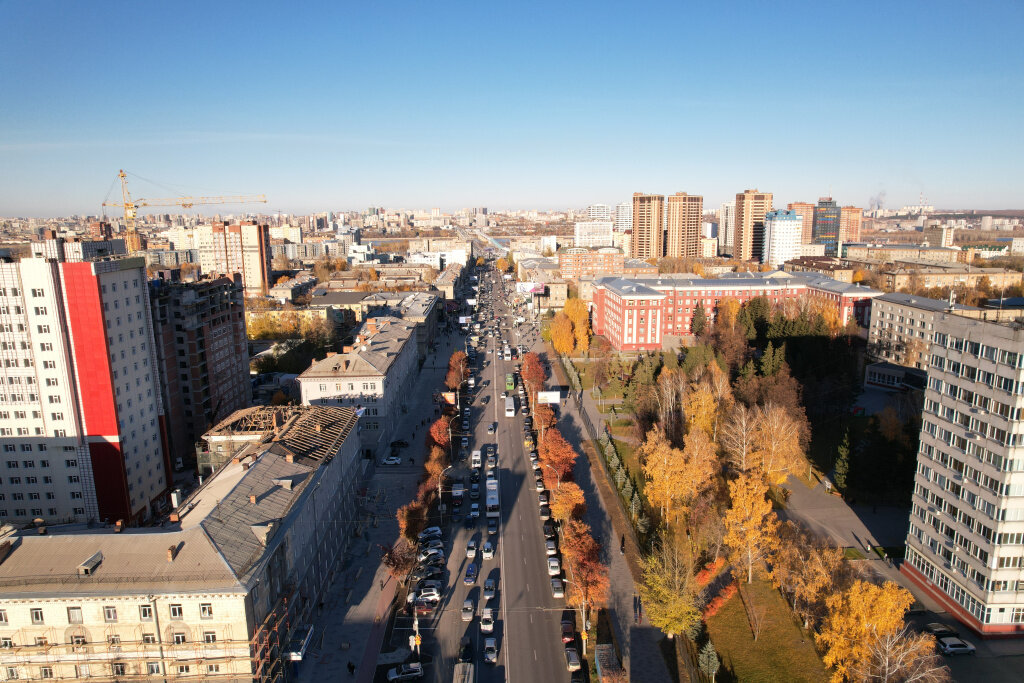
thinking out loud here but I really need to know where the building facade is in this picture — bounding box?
[183,222,272,297]
[558,247,625,280]
[149,276,252,472]
[665,193,703,259]
[629,193,665,261]
[734,190,773,262]
[718,201,736,255]
[787,201,816,244]
[839,206,863,244]
[613,201,632,234]
[0,250,169,526]
[763,210,803,267]
[812,197,842,256]
[902,315,1024,635]
[573,221,614,249]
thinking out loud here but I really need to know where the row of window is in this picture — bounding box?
[0,602,215,625]
[3,459,77,469]
[0,507,80,517]
[1,662,222,678]
[933,333,1024,368]
[2,629,218,647]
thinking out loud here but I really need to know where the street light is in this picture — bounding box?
[541,462,561,490]
[438,465,453,526]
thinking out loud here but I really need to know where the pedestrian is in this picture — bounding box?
[380,579,384,590]
[347,661,356,676]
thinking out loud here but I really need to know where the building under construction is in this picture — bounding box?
[0,405,360,682]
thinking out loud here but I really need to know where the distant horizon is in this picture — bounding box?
[2,2,1021,216]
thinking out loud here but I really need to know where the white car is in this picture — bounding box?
[417,548,444,563]
[486,469,496,481]
[480,607,495,633]
[551,578,565,598]
[545,539,557,556]
[547,557,561,576]
[466,539,478,559]
[417,586,441,602]
[382,455,402,465]
[482,542,494,560]
[461,598,474,622]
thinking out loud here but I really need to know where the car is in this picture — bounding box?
[539,505,551,520]
[500,391,507,400]
[458,636,473,663]
[487,423,496,434]
[545,539,557,556]
[535,479,545,492]
[386,662,423,681]
[483,637,498,664]
[461,420,470,431]
[410,579,443,598]
[382,455,402,466]
[923,623,959,639]
[529,450,538,462]
[486,469,496,481]
[417,548,443,563]
[482,541,494,559]
[411,599,436,616]
[551,578,565,598]
[464,563,478,585]
[486,453,497,468]
[470,469,481,483]
[467,539,478,559]
[483,578,497,600]
[538,491,550,506]
[564,647,581,671]
[409,566,443,582]
[421,539,444,551]
[936,636,975,656]
[470,483,480,499]
[461,436,470,448]
[547,557,561,576]
[524,417,533,427]
[561,620,575,643]
[417,586,441,602]
[469,503,480,518]
[461,598,475,622]
[482,395,490,405]
[418,526,442,541]
[487,517,499,535]
[480,607,495,633]
[463,514,476,529]
[390,440,410,449]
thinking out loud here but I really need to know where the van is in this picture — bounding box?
[468,376,476,389]
[471,450,482,469]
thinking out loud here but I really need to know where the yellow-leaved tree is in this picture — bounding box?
[817,580,915,683]
[551,312,575,355]
[683,381,717,438]
[564,297,591,352]
[549,481,586,522]
[723,472,778,583]
[641,426,717,528]
[640,535,703,639]
[752,403,806,484]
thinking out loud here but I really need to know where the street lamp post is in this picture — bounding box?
[541,463,561,490]
[438,465,453,526]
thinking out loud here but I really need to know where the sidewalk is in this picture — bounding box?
[540,346,672,683]
[296,326,463,683]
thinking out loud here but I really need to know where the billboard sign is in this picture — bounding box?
[518,282,545,294]
[458,316,471,324]
[466,298,478,306]
[441,392,457,405]
[537,390,561,404]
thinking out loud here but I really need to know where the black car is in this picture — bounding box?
[543,521,556,539]
[390,440,410,449]
[470,469,481,483]
[458,636,473,663]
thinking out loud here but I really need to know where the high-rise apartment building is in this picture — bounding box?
[630,193,665,261]
[840,205,863,244]
[665,193,703,259]
[149,274,252,473]
[787,201,816,243]
[763,210,803,267]
[718,201,736,255]
[614,201,633,233]
[574,221,615,248]
[902,314,1024,635]
[172,222,272,296]
[734,189,773,262]
[0,243,169,525]
[586,204,612,221]
[813,197,842,256]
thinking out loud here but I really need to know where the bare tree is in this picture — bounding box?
[721,404,756,472]
[850,625,951,683]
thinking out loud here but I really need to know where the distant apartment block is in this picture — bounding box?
[734,189,773,262]
[613,201,632,233]
[0,247,168,525]
[763,210,803,267]
[574,221,614,248]
[787,201,815,243]
[783,256,855,282]
[169,222,272,296]
[812,197,842,256]
[840,205,863,243]
[665,193,703,259]
[718,200,736,254]
[149,274,251,472]
[844,244,960,263]
[630,193,665,261]
[558,247,624,279]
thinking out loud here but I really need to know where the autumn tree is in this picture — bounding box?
[640,535,703,639]
[495,257,509,272]
[770,521,844,628]
[724,472,779,583]
[550,481,586,521]
[721,404,756,471]
[716,297,740,332]
[817,580,915,683]
[691,304,707,336]
[538,427,577,481]
[551,312,575,355]
[564,297,591,352]
[561,521,609,653]
[704,361,734,441]
[752,403,806,484]
[423,444,449,481]
[641,426,716,528]
[533,403,556,442]
[849,625,951,683]
[684,381,718,437]
[428,416,451,450]
[396,500,428,543]
[381,539,416,579]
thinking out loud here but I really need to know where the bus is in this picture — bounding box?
[485,479,500,518]
[503,346,511,361]
[505,374,515,392]
[504,396,516,418]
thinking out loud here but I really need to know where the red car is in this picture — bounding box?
[561,620,575,644]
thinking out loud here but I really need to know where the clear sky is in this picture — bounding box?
[1,0,1021,217]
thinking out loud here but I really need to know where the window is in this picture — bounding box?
[172,632,186,645]
[30,289,44,297]
[177,664,190,674]
[30,608,44,624]
[203,631,216,643]
[107,635,121,646]
[147,663,162,675]
[34,637,47,646]
[207,664,221,674]
[169,604,182,619]
[139,604,153,620]
[200,603,213,619]
[5,666,17,679]
[71,635,87,646]
[36,325,50,334]
[74,665,90,677]
[112,663,126,676]
[103,606,117,622]
[0,609,6,623]
[142,633,156,644]
[66,606,83,624]
[1,638,12,648]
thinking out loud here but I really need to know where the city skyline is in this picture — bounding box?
[1,1,1022,216]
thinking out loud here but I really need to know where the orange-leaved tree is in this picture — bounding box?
[551,312,575,355]
[550,481,586,521]
[538,427,577,482]
[533,403,556,442]
[428,416,451,450]
[563,523,609,654]
[397,500,427,543]
[723,472,778,583]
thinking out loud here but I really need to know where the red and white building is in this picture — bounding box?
[0,240,170,525]
[592,271,881,351]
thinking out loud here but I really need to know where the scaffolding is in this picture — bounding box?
[250,595,291,683]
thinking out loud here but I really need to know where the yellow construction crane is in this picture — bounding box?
[102,169,267,252]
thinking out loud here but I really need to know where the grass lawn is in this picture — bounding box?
[611,438,644,496]
[706,580,828,683]
[843,547,866,560]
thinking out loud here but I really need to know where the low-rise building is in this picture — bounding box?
[297,317,418,459]
[783,256,856,283]
[845,243,960,263]
[557,247,624,280]
[880,265,1022,293]
[0,406,360,681]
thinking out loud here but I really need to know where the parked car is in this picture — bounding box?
[420,539,444,551]
[480,607,495,633]
[483,638,498,664]
[461,599,475,622]
[539,505,551,520]
[538,491,549,506]
[487,423,496,434]
[382,455,402,466]
[547,557,561,576]
[543,521,556,539]
[464,563,478,585]
[551,578,565,598]
[409,566,443,582]
[417,548,444,563]
[535,478,545,492]
[418,526,441,541]
[386,662,423,681]
[389,440,410,449]
[937,637,976,656]
[561,620,575,643]
[564,647,581,671]
[417,586,441,602]
[483,577,497,600]
[923,623,959,639]
[545,539,557,556]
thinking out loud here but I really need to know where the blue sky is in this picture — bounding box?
[1,0,1021,216]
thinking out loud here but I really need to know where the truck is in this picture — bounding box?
[485,479,500,518]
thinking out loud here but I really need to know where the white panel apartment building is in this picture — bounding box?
[574,221,614,248]
[762,210,803,267]
[903,314,1024,635]
[297,316,418,460]
[0,248,168,526]
[168,223,271,296]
